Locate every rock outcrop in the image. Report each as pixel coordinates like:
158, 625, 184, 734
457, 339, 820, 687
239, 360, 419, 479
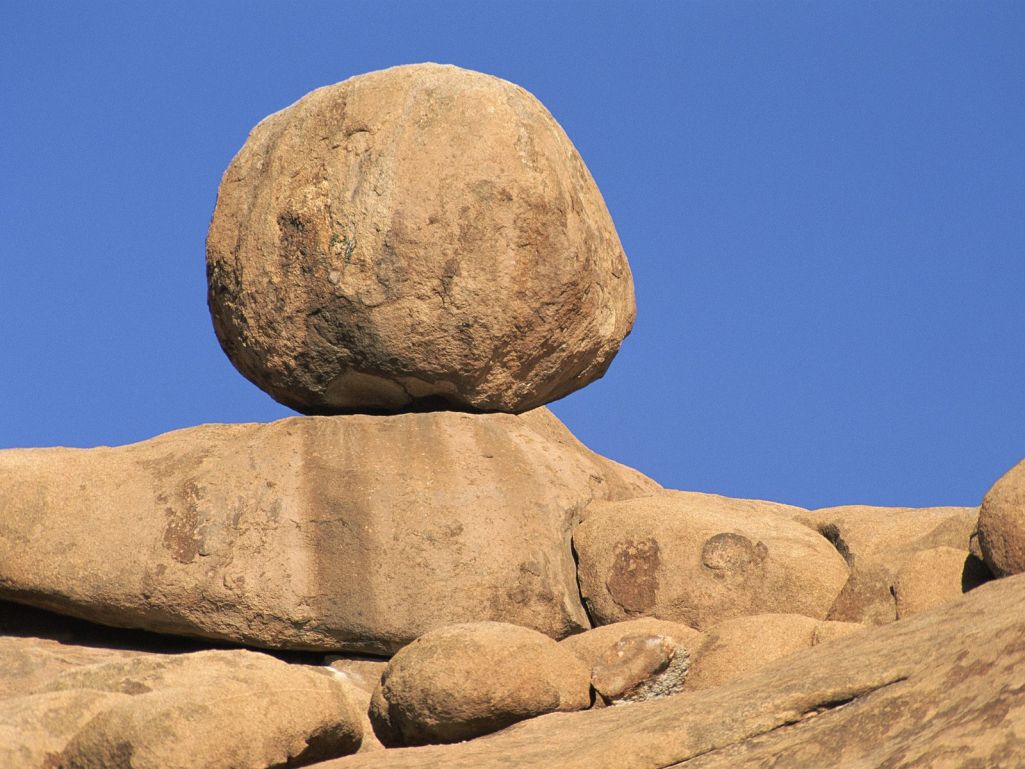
0, 408, 656, 653
369, 622, 591, 746
316, 573, 1025, 769
590, 633, 690, 705
0, 643, 364, 769
978, 457, 1025, 576
207, 63, 636, 415
574, 491, 849, 629
798, 504, 989, 623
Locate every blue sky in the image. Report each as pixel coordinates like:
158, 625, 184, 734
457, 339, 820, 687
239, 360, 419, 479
2, 1, 1023, 509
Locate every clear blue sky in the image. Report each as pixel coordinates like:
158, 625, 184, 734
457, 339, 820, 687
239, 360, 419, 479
2, 2, 1023, 509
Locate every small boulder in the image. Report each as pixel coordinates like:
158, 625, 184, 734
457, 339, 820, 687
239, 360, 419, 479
207, 63, 636, 415
977, 458, 1025, 576
574, 491, 849, 629
369, 622, 590, 746
590, 634, 690, 705
559, 617, 702, 669
893, 547, 991, 619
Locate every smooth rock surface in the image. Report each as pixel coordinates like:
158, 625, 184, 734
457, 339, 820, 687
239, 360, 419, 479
685, 614, 860, 690
317, 572, 1025, 769
893, 546, 991, 619
369, 621, 590, 746
978, 457, 1025, 576
0, 408, 656, 653
800, 505, 987, 623
207, 63, 636, 415
574, 491, 848, 629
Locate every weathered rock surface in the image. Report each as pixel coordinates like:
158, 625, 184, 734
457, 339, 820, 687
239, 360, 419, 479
0, 408, 656, 653
978, 457, 1025, 576
207, 62, 636, 415
0, 644, 363, 769
685, 614, 861, 690
325, 657, 389, 753
799, 505, 989, 623
316, 573, 1025, 769
574, 491, 848, 629
559, 617, 702, 670
369, 622, 590, 746
590, 634, 690, 705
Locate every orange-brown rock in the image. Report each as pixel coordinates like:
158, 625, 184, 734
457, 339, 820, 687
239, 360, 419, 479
978, 457, 1025, 576
574, 491, 848, 629
207, 63, 636, 415
315, 573, 1025, 769
799, 505, 989, 623
369, 622, 590, 746
0, 409, 656, 653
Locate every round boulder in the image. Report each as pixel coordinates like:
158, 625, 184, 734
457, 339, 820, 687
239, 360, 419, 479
978, 458, 1025, 576
369, 621, 590, 746
207, 63, 636, 414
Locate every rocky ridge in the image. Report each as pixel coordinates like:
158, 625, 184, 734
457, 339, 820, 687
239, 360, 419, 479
2, 62, 1023, 768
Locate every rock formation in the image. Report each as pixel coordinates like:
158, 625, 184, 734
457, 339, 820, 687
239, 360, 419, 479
1, 62, 1020, 769
207, 63, 635, 415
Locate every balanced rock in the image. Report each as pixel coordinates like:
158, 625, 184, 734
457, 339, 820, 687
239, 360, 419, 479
369, 621, 591, 746
0, 408, 656, 653
685, 613, 862, 690
977, 457, 1025, 576
798, 505, 987, 623
574, 491, 849, 629
207, 63, 636, 415
590, 634, 690, 705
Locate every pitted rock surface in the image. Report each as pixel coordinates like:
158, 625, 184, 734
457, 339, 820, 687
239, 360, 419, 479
207, 63, 636, 415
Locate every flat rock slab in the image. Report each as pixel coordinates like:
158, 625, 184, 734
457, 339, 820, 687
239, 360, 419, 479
314, 572, 1025, 769
0, 408, 656, 653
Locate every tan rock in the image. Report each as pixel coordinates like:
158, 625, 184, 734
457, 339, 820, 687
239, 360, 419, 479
978, 457, 1025, 576
800, 505, 990, 624
559, 617, 702, 669
0, 409, 656, 653
810, 620, 864, 645
0, 636, 148, 700
685, 613, 821, 690
590, 634, 689, 705
315, 574, 1025, 769
50, 649, 362, 769
0, 689, 129, 769
0, 644, 364, 769
574, 491, 848, 629
893, 546, 991, 619
207, 63, 636, 415
325, 656, 389, 753
369, 621, 590, 746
